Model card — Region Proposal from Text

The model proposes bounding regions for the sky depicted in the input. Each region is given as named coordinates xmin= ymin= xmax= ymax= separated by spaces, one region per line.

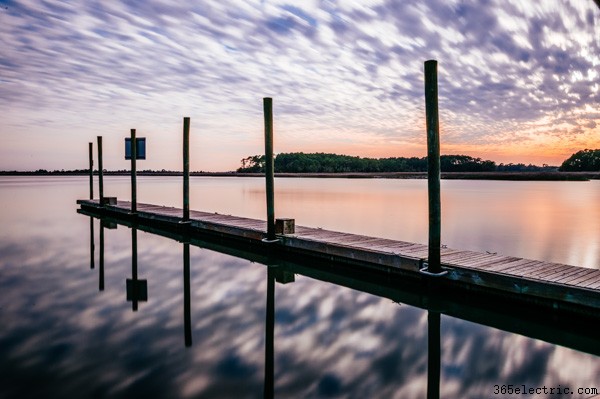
xmin=1 ymin=0 xmax=599 ymax=172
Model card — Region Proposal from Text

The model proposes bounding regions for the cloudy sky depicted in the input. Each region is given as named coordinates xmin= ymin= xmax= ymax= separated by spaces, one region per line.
xmin=1 ymin=0 xmax=599 ymax=171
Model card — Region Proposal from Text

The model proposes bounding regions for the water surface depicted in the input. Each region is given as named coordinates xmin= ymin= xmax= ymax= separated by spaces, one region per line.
xmin=0 ymin=176 xmax=598 ymax=398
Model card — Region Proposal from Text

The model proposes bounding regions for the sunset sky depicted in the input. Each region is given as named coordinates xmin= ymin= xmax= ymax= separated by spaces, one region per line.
xmin=1 ymin=0 xmax=599 ymax=171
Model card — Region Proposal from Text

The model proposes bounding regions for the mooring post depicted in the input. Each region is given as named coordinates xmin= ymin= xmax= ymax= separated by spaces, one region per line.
xmin=263 ymin=98 xmax=276 ymax=241
xmin=97 ymin=136 xmax=104 ymax=205
xmin=130 ymin=129 xmax=137 ymax=214
xmin=183 ymin=117 xmax=190 ymax=221
xmin=425 ymin=60 xmax=441 ymax=274
xmin=89 ymin=142 xmax=94 ymax=200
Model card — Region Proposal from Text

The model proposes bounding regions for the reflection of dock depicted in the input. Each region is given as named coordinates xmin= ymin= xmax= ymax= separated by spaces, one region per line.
xmin=77 ymin=199 xmax=600 ymax=314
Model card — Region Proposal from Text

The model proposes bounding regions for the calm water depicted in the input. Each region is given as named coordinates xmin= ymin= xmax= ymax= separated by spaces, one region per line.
xmin=0 ymin=176 xmax=598 ymax=398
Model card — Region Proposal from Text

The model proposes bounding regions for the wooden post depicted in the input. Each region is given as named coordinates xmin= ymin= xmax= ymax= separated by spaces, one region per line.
xmin=264 ymin=98 xmax=276 ymax=241
xmin=97 ymin=136 xmax=104 ymax=205
xmin=425 ymin=60 xmax=441 ymax=274
xmin=183 ymin=117 xmax=190 ymax=221
xmin=89 ymin=142 xmax=94 ymax=200
xmin=130 ymin=129 xmax=137 ymax=214
xmin=427 ymin=311 xmax=441 ymax=399
xmin=183 ymin=243 xmax=192 ymax=347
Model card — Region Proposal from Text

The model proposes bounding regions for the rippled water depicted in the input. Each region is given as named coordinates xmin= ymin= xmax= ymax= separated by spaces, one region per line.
xmin=0 ymin=176 xmax=598 ymax=398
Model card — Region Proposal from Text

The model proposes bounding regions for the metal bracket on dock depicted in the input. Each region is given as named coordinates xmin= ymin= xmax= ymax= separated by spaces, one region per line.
xmin=419 ymin=261 xmax=449 ymax=277
xmin=262 ymin=238 xmax=280 ymax=244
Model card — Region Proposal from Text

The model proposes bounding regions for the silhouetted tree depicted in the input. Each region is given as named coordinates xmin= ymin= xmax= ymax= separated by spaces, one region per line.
xmin=559 ymin=149 xmax=600 ymax=171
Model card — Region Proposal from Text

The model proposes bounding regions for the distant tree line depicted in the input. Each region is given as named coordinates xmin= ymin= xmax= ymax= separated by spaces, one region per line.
xmin=237 ymin=152 xmax=558 ymax=173
xmin=559 ymin=149 xmax=600 ymax=171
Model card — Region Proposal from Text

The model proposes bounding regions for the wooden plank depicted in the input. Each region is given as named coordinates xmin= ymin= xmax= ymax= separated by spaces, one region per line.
xmin=466 ymin=255 xmax=518 ymax=268
xmin=485 ymin=259 xmax=540 ymax=273
xmin=445 ymin=252 xmax=498 ymax=266
xmin=301 ymin=231 xmax=357 ymax=242
xmin=354 ymin=238 xmax=402 ymax=249
xmin=522 ymin=261 xmax=568 ymax=281
xmin=507 ymin=262 xmax=562 ymax=278
xmin=579 ymin=273 xmax=600 ymax=288
xmin=565 ymin=270 xmax=597 ymax=287
xmin=328 ymin=233 xmax=385 ymax=245
xmin=463 ymin=255 xmax=520 ymax=270
xmin=439 ymin=251 xmax=484 ymax=265
xmin=562 ymin=269 xmax=600 ymax=286
xmin=584 ymin=278 xmax=600 ymax=289
xmin=542 ymin=265 xmax=588 ymax=282
xmin=538 ymin=265 xmax=573 ymax=281
xmin=528 ymin=262 xmax=572 ymax=278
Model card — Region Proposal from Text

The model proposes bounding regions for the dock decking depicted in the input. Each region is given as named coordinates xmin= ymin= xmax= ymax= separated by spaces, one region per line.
xmin=77 ymin=199 xmax=600 ymax=312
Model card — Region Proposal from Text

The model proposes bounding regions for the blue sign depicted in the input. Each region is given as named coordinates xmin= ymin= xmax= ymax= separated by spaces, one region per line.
xmin=125 ymin=138 xmax=146 ymax=160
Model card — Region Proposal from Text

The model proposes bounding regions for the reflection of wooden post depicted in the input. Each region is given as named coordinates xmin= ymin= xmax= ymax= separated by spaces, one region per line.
xmin=263 ymin=98 xmax=276 ymax=241
xmin=90 ymin=218 xmax=95 ymax=269
xmin=425 ymin=60 xmax=441 ymax=273
xmin=99 ymin=222 xmax=104 ymax=290
xmin=183 ymin=117 xmax=190 ymax=221
xmin=427 ymin=311 xmax=441 ymax=399
xmin=126 ymin=227 xmax=147 ymax=311
xmin=99 ymin=222 xmax=104 ymax=291
xmin=183 ymin=243 xmax=192 ymax=347
xmin=130 ymin=128 xmax=137 ymax=214
xmin=97 ymin=136 xmax=104 ymax=205
xmin=264 ymin=267 xmax=275 ymax=399
xmin=131 ymin=227 xmax=138 ymax=311
xmin=89 ymin=142 xmax=94 ymax=200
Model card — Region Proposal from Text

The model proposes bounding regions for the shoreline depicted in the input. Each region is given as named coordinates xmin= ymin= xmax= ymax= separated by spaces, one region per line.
xmin=1 ymin=171 xmax=599 ymax=180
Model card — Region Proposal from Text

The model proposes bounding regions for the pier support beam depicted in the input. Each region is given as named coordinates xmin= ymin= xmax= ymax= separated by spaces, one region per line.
xmin=183 ymin=117 xmax=190 ymax=221
xmin=97 ymin=136 xmax=104 ymax=205
xmin=425 ymin=60 xmax=441 ymax=274
xmin=263 ymin=98 xmax=277 ymax=241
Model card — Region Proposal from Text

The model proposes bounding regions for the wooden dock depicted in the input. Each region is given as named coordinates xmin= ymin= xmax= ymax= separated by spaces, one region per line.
xmin=77 ymin=199 xmax=600 ymax=313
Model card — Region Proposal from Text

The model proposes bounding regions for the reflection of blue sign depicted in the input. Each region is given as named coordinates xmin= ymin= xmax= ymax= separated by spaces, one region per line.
xmin=126 ymin=279 xmax=148 ymax=301
xmin=125 ymin=138 xmax=146 ymax=160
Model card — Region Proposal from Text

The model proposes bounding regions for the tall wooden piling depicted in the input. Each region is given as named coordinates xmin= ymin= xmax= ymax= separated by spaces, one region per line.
xmin=183 ymin=117 xmax=190 ymax=221
xmin=88 ymin=142 xmax=94 ymax=200
xmin=97 ymin=136 xmax=104 ymax=205
xmin=263 ymin=98 xmax=276 ymax=241
xmin=130 ymin=129 xmax=137 ymax=214
xmin=425 ymin=60 xmax=441 ymax=273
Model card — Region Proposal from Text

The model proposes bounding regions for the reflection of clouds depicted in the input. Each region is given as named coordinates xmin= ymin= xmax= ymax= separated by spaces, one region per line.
xmin=0 ymin=203 xmax=599 ymax=398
